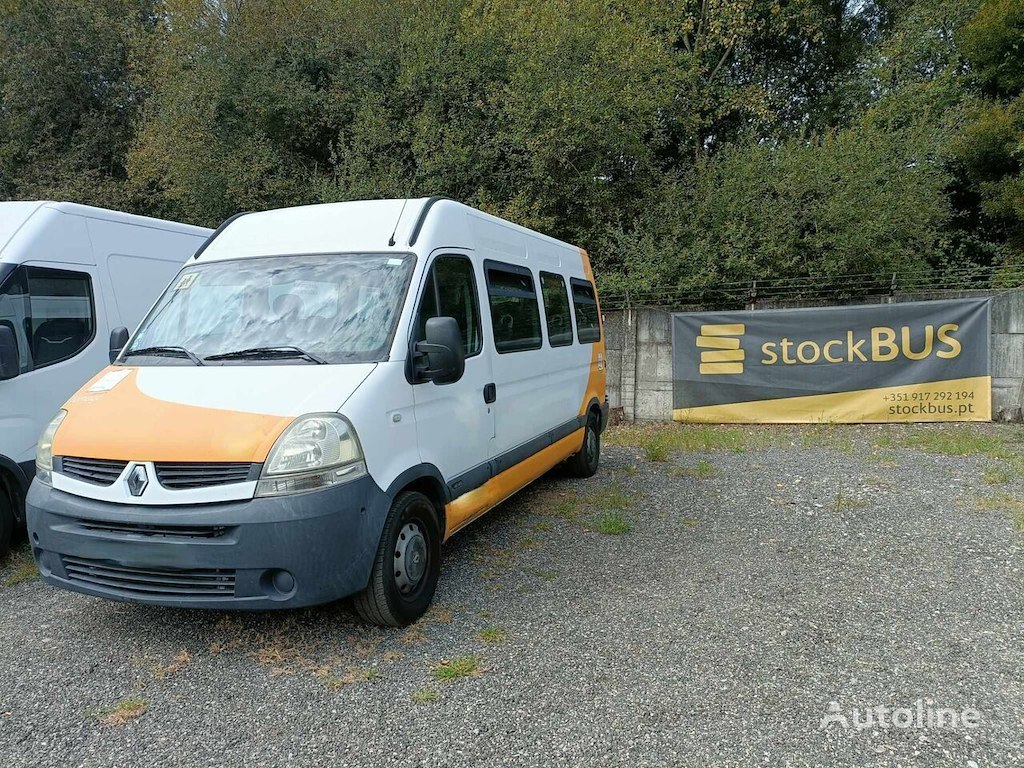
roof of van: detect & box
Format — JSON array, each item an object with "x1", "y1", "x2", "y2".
[
  {"x1": 36, "y1": 201, "x2": 211, "y2": 236},
  {"x1": 196, "y1": 198, "x2": 582, "y2": 263}
]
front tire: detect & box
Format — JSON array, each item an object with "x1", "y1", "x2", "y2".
[
  {"x1": 566, "y1": 411, "x2": 601, "y2": 478},
  {"x1": 354, "y1": 491, "x2": 441, "y2": 627}
]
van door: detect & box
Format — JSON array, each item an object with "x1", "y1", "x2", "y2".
[
  {"x1": 411, "y1": 253, "x2": 495, "y2": 496},
  {"x1": 483, "y1": 261, "x2": 577, "y2": 460},
  {"x1": 0, "y1": 264, "x2": 103, "y2": 467}
]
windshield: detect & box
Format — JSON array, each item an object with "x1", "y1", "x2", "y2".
[{"x1": 125, "y1": 253, "x2": 416, "y2": 365}]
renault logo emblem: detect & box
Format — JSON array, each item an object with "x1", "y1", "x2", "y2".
[{"x1": 126, "y1": 464, "x2": 149, "y2": 497}]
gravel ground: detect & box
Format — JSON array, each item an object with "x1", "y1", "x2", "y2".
[{"x1": 1, "y1": 423, "x2": 1022, "y2": 768}]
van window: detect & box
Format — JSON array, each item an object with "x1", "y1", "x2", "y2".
[
  {"x1": 485, "y1": 263, "x2": 542, "y2": 353},
  {"x1": 0, "y1": 265, "x2": 95, "y2": 372},
  {"x1": 539, "y1": 272, "x2": 573, "y2": 347},
  {"x1": 126, "y1": 253, "x2": 415, "y2": 365},
  {"x1": 414, "y1": 256, "x2": 482, "y2": 357},
  {"x1": 570, "y1": 278, "x2": 601, "y2": 343}
]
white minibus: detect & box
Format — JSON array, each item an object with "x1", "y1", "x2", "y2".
[{"x1": 25, "y1": 198, "x2": 607, "y2": 625}]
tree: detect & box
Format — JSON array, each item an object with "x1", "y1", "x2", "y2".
[{"x1": 0, "y1": 0, "x2": 155, "y2": 207}]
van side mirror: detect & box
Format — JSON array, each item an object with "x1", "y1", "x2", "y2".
[
  {"x1": 109, "y1": 326, "x2": 130, "y2": 364},
  {"x1": 415, "y1": 316, "x2": 465, "y2": 384},
  {"x1": 0, "y1": 324, "x2": 20, "y2": 380}
]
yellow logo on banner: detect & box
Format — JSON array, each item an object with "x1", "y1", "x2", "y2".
[{"x1": 697, "y1": 324, "x2": 746, "y2": 374}]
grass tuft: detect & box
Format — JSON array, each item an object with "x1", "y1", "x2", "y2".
[
  {"x1": 430, "y1": 656, "x2": 482, "y2": 683},
  {"x1": 983, "y1": 465, "x2": 1015, "y2": 485},
  {"x1": 642, "y1": 436, "x2": 670, "y2": 462},
  {"x1": 412, "y1": 687, "x2": 440, "y2": 704},
  {"x1": 152, "y1": 649, "x2": 192, "y2": 681},
  {"x1": 324, "y1": 667, "x2": 379, "y2": 689},
  {"x1": 593, "y1": 511, "x2": 632, "y2": 535},
  {"x1": 673, "y1": 458, "x2": 717, "y2": 478},
  {"x1": 834, "y1": 483, "x2": 867, "y2": 512},
  {"x1": 590, "y1": 485, "x2": 630, "y2": 511},
  {"x1": 902, "y1": 428, "x2": 1015, "y2": 459},
  {"x1": 476, "y1": 627, "x2": 508, "y2": 645},
  {"x1": 98, "y1": 698, "x2": 148, "y2": 726},
  {"x1": 976, "y1": 493, "x2": 1024, "y2": 530},
  {"x1": 3, "y1": 546, "x2": 38, "y2": 586}
]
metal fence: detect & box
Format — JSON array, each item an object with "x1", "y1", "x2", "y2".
[{"x1": 599, "y1": 264, "x2": 1024, "y2": 312}]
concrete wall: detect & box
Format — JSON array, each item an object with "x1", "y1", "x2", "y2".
[{"x1": 605, "y1": 289, "x2": 1024, "y2": 423}]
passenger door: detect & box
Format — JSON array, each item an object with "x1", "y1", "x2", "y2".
[
  {"x1": 411, "y1": 254, "x2": 495, "y2": 491},
  {"x1": 484, "y1": 261, "x2": 578, "y2": 460}
]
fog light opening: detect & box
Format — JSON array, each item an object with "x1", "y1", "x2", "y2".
[{"x1": 260, "y1": 569, "x2": 296, "y2": 600}]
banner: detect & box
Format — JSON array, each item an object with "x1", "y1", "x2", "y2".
[{"x1": 672, "y1": 298, "x2": 991, "y2": 423}]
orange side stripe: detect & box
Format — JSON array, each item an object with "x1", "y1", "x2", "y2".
[{"x1": 444, "y1": 429, "x2": 584, "y2": 539}]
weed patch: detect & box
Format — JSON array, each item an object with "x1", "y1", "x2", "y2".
[
  {"x1": 97, "y1": 698, "x2": 148, "y2": 727},
  {"x1": 594, "y1": 511, "x2": 632, "y2": 535},
  {"x1": 3, "y1": 547, "x2": 38, "y2": 586},
  {"x1": 431, "y1": 656, "x2": 482, "y2": 682},
  {"x1": 476, "y1": 627, "x2": 508, "y2": 645}
]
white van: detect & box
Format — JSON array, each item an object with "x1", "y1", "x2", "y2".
[
  {"x1": 0, "y1": 202, "x2": 211, "y2": 555},
  {"x1": 25, "y1": 198, "x2": 608, "y2": 625}
]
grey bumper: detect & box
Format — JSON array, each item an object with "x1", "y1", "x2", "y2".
[{"x1": 26, "y1": 474, "x2": 391, "y2": 610}]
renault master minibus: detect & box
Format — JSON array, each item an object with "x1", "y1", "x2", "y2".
[
  {"x1": 26, "y1": 198, "x2": 608, "y2": 626},
  {"x1": 0, "y1": 202, "x2": 211, "y2": 556}
]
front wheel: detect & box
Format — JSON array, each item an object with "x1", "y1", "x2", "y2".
[
  {"x1": 566, "y1": 411, "x2": 601, "y2": 478},
  {"x1": 354, "y1": 491, "x2": 441, "y2": 627}
]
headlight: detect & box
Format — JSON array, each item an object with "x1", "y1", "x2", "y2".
[
  {"x1": 256, "y1": 414, "x2": 366, "y2": 497},
  {"x1": 36, "y1": 410, "x2": 67, "y2": 486}
]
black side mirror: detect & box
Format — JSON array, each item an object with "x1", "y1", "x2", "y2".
[
  {"x1": 416, "y1": 316, "x2": 465, "y2": 384},
  {"x1": 108, "y1": 326, "x2": 129, "y2": 364},
  {"x1": 0, "y1": 324, "x2": 20, "y2": 380}
]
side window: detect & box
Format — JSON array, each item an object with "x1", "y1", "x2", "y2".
[
  {"x1": 414, "y1": 256, "x2": 482, "y2": 357},
  {"x1": 570, "y1": 278, "x2": 601, "y2": 344},
  {"x1": 0, "y1": 266, "x2": 95, "y2": 371},
  {"x1": 539, "y1": 271, "x2": 573, "y2": 347},
  {"x1": 0, "y1": 267, "x2": 31, "y2": 372},
  {"x1": 485, "y1": 262, "x2": 542, "y2": 353}
]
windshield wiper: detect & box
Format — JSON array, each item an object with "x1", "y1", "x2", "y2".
[
  {"x1": 204, "y1": 346, "x2": 328, "y2": 365},
  {"x1": 124, "y1": 346, "x2": 205, "y2": 366}
]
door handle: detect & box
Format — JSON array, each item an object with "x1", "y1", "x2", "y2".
[{"x1": 483, "y1": 383, "x2": 496, "y2": 404}]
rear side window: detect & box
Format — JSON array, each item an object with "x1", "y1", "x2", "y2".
[
  {"x1": 539, "y1": 271, "x2": 573, "y2": 347},
  {"x1": 414, "y1": 255, "x2": 482, "y2": 357},
  {"x1": 485, "y1": 262, "x2": 542, "y2": 353},
  {"x1": 0, "y1": 265, "x2": 95, "y2": 371},
  {"x1": 571, "y1": 279, "x2": 601, "y2": 343}
]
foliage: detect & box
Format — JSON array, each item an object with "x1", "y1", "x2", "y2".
[{"x1": 0, "y1": 0, "x2": 1021, "y2": 292}]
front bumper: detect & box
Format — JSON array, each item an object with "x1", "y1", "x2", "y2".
[{"x1": 26, "y1": 474, "x2": 392, "y2": 610}]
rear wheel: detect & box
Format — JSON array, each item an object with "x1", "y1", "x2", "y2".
[
  {"x1": 354, "y1": 491, "x2": 441, "y2": 627},
  {"x1": 566, "y1": 410, "x2": 601, "y2": 478},
  {"x1": 0, "y1": 491, "x2": 12, "y2": 559}
]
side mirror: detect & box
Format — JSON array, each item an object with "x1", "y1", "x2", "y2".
[
  {"x1": 108, "y1": 326, "x2": 129, "y2": 364},
  {"x1": 0, "y1": 324, "x2": 20, "y2": 380},
  {"x1": 416, "y1": 316, "x2": 465, "y2": 384}
]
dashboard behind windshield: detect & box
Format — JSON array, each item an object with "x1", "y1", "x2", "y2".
[{"x1": 125, "y1": 253, "x2": 416, "y2": 365}]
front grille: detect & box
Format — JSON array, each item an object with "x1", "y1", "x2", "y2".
[
  {"x1": 59, "y1": 457, "x2": 128, "y2": 486},
  {"x1": 62, "y1": 555, "x2": 236, "y2": 597},
  {"x1": 75, "y1": 519, "x2": 229, "y2": 540},
  {"x1": 154, "y1": 462, "x2": 255, "y2": 490}
]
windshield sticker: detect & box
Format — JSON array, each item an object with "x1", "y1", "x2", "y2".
[
  {"x1": 174, "y1": 273, "x2": 199, "y2": 291},
  {"x1": 88, "y1": 369, "x2": 132, "y2": 393},
  {"x1": 387, "y1": 258, "x2": 404, "y2": 266}
]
